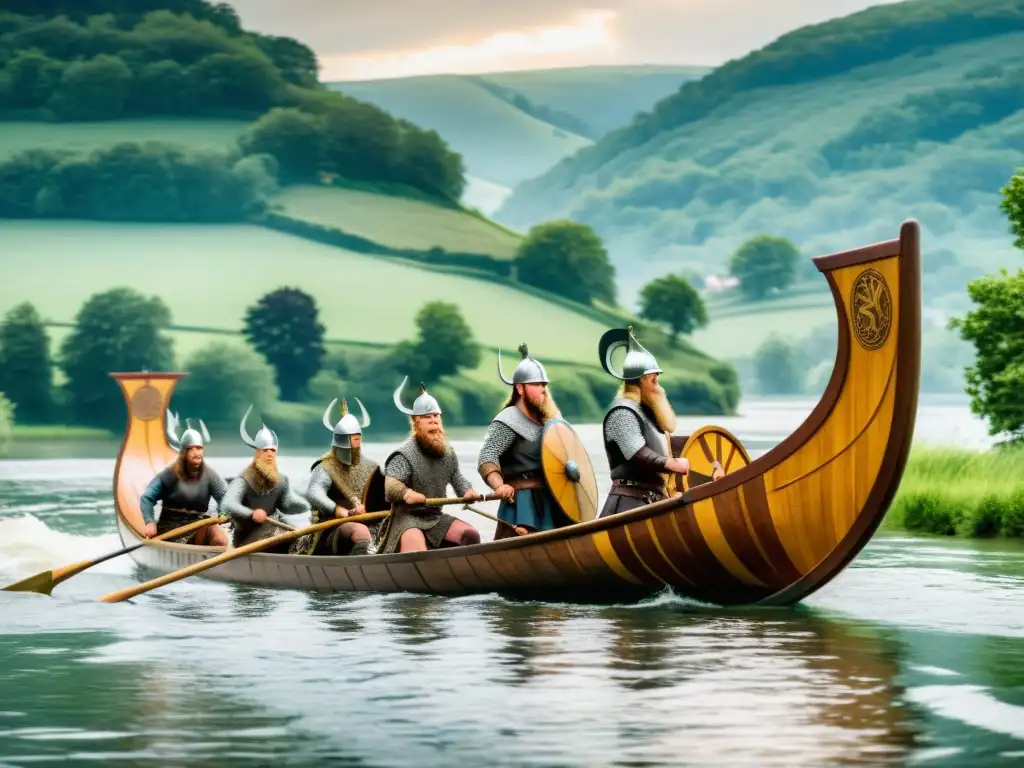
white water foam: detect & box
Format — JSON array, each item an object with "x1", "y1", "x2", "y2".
[{"x1": 0, "y1": 514, "x2": 126, "y2": 578}]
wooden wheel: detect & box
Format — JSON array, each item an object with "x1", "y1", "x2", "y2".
[
  {"x1": 541, "y1": 418, "x2": 599, "y2": 522},
  {"x1": 669, "y1": 425, "x2": 751, "y2": 495}
]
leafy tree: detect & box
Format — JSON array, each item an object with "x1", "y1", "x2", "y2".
[
  {"x1": 186, "y1": 51, "x2": 283, "y2": 111},
  {"x1": 1002, "y1": 167, "x2": 1024, "y2": 249},
  {"x1": 514, "y1": 220, "x2": 616, "y2": 305},
  {"x1": 238, "y1": 107, "x2": 326, "y2": 181},
  {"x1": 172, "y1": 343, "x2": 277, "y2": 429},
  {"x1": 638, "y1": 273, "x2": 708, "y2": 346},
  {"x1": 393, "y1": 301, "x2": 480, "y2": 381},
  {"x1": 397, "y1": 123, "x2": 466, "y2": 200},
  {"x1": 949, "y1": 268, "x2": 1024, "y2": 441},
  {"x1": 48, "y1": 53, "x2": 133, "y2": 120},
  {"x1": 0, "y1": 302, "x2": 53, "y2": 423},
  {"x1": 0, "y1": 393, "x2": 13, "y2": 454},
  {"x1": 729, "y1": 234, "x2": 801, "y2": 300},
  {"x1": 4, "y1": 49, "x2": 64, "y2": 109},
  {"x1": 59, "y1": 287, "x2": 175, "y2": 429},
  {"x1": 242, "y1": 287, "x2": 326, "y2": 401},
  {"x1": 754, "y1": 335, "x2": 803, "y2": 395}
]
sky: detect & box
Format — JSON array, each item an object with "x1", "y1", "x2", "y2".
[{"x1": 227, "y1": 0, "x2": 905, "y2": 82}]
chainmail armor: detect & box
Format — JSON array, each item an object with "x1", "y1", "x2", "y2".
[
  {"x1": 477, "y1": 421, "x2": 517, "y2": 470},
  {"x1": 604, "y1": 408, "x2": 647, "y2": 460}
]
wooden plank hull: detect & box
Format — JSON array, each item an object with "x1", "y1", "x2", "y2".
[{"x1": 109, "y1": 221, "x2": 921, "y2": 605}]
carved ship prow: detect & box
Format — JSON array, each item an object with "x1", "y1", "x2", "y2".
[{"x1": 110, "y1": 220, "x2": 920, "y2": 605}]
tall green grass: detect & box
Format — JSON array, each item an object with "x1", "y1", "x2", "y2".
[{"x1": 886, "y1": 446, "x2": 1024, "y2": 538}]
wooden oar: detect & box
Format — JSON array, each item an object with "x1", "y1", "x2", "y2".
[
  {"x1": 96, "y1": 509, "x2": 391, "y2": 604},
  {"x1": 462, "y1": 504, "x2": 527, "y2": 536},
  {"x1": 2, "y1": 515, "x2": 229, "y2": 596},
  {"x1": 424, "y1": 493, "x2": 500, "y2": 506}
]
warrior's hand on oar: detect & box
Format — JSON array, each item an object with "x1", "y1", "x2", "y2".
[
  {"x1": 252, "y1": 508, "x2": 269, "y2": 523},
  {"x1": 143, "y1": 523, "x2": 158, "y2": 538},
  {"x1": 403, "y1": 490, "x2": 427, "y2": 505}
]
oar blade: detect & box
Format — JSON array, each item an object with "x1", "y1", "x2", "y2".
[{"x1": 2, "y1": 570, "x2": 56, "y2": 595}]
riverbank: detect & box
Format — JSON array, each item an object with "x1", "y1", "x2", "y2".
[{"x1": 885, "y1": 445, "x2": 1024, "y2": 538}]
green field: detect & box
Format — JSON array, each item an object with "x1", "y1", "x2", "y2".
[
  {"x1": 329, "y1": 76, "x2": 592, "y2": 189},
  {"x1": 484, "y1": 65, "x2": 709, "y2": 137},
  {"x1": 0, "y1": 118, "x2": 250, "y2": 158},
  {"x1": 0, "y1": 221, "x2": 623, "y2": 366},
  {"x1": 497, "y1": 2, "x2": 1024, "y2": 306},
  {"x1": 274, "y1": 185, "x2": 521, "y2": 260}
]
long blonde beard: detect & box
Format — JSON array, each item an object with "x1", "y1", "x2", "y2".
[
  {"x1": 250, "y1": 454, "x2": 279, "y2": 489},
  {"x1": 504, "y1": 388, "x2": 559, "y2": 423},
  {"x1": 619, "y1": 383, "x2": 677, "y2": 434}
]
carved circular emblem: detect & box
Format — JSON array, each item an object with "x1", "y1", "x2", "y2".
[
  {"x1": 132, "y1": 384, "x2": 162, "y2": 422},
  {"x1": 851, "y1": 268, "x2": 892, "y2": 351}
]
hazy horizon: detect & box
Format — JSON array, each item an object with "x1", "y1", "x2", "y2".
[{"x1": 226, "y1": 0, "x2": 905, "y2": 81}]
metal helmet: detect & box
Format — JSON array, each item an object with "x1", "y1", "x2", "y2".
[
  {"x1": 393, "y1": 375, "x2": 442, "y2": 416},
  {"x1": 166, "y1": 411, "x2": 210, "y2": 452},
  {"x1": 322, "y1": 397, "x2": 370, "y2": 463},
  {"x1": 598, "y1": 326, "x2": 662, "y2": 381},
  {"x1": 239, "y1": 404, "x2": 279, "y2": 450},
  {"x1": 498, "y1": 342, "x2": 549, "y2": 386}
]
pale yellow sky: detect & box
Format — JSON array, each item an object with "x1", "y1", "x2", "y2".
[{"x1": 227, "y1": 0, "x2": 904, "y2": 81}]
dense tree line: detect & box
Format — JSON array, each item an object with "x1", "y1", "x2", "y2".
[
  {"x1": 511, "y1": 0, "x2": 1024, "y2": 193},
  {"x1": 0, "y1": 3, "x2": 466, "y2": 201},
  {"x1": 823, "y1": 64, "x2": 1024, "y2": 170},
  {"x1": 0, "y1": 142, "x2": 271, "y2": 220},
  {"x1": 239, "y1": 103, "x2": 466, "y2": 200},
  {"x1": 0, "y1": 8, "x2": 314, "y2": 118}
]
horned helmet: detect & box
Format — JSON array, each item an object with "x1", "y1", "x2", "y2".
[
  {"x1": 393, "y1": 375, "x2": 442, "y2": 416},
  {"x1": 322, "y1": 396, "x2": 370, "y2": 464},
  {"x1": 166, "y1": 411, "x2": 210, "y2": 452},
  {"x1": 598, "y1": 326, "x2": 662, "y2": 381},
  {"x1": 239, "y1": 404, "x2": 279, "y2": 450},
  {"x1": 497, "y1": 342, "x2": 549, "y2": 386}
]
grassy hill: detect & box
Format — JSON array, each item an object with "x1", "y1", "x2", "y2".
[
  {"x1": 484, "y1": 65, "x2": 709, "y2": 138},
  {"x1": 0, "y1": 220, "x2": 714, "y2": 371},
  {"x1": 496, "y1": 0, "x2": 1024, "y2": 311},
  {"x1": 0, "y1": 119, "x2": 524, "y2": 263},
  {"x1": 328, "y1": 66, "x2": 704, "y2": 212},
  {"x1": 330, "y1": 76, "x2": 592, "y2": 194}
]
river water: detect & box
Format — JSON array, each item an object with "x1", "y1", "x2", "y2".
[{"x1": 1, "y1": 397, "x2": 1022, "y2": 766}]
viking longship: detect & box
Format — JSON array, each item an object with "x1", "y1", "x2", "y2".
[{"x1": 109, "y1": 220, "x2": 920, "y2": 606}]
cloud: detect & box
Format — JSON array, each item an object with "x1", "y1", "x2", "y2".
[{"x1": 227, "y1": 0, "x2": 907, "y2": 79}]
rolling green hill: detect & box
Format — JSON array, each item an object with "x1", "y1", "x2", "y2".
[
  {"x1": 496, "y1": 0, "x2": 1024, "y2": 311},
  {"x1": 330, "y1": 75, "x2": 591, "y2": 193},
  {"x1": 328, "y1": 66, "x2": 704, "y2": 211},
  {"x1": 0, "y1": 220, "x2": 715, "y2": 373},
  {"x1": 484, "y1": 65, "x2": 709, "y2": 138}
]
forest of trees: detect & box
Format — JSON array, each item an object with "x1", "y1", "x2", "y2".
[{"x1": 0, "y1": 1, "x2": 467, "y2": 201}]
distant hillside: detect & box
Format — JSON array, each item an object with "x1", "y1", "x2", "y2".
[
  {"x1": 497, "y1": 0, "x2": 1024, "y2": 307},
  {"x1": 328, "y1": 66, "x2": 704, "y2": 213},
  {"x1": 484, "y1": 65, "x2": 709, "y2": 138},
  {"x1": 329, "y1": 75, "x2": 592, "y2": 193}
]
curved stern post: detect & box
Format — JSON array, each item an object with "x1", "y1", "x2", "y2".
[{"x1": 109, "y1": 372, "x2": 186, "y2": 537}]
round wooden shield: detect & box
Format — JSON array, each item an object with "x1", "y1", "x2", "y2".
[
  {"x1": 668, "y1": 425, "x2": 752, "y2": 495},
  {"x1": 541, "y1": 418, "x2": 599, "y2": 523},
  {"x1": 362, "y1": 466, "x2": 388, "y2": 513}
]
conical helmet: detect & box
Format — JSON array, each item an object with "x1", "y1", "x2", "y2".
[
  {"x1": 322, "y1": 397, "x2": 370, "y2": 448},
  {"x1": 498, "y1": 342, "x2": 549, "y2": 386},
  {"x1": 166, "y1": 411, "x2": 210, "y2": 451},
  {"x1": 239, "y1": 404, "x2": 279, "y2": 450},
  {"x1": 393, "y1": 376, "x2": 442, "y2": 416},
  {"x1": 598, "y1": 326, "x2": 662, "y2": 381}
]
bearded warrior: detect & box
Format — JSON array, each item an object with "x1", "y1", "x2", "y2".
[
  {"x1": 220, "y1": 405, "x2": 311, "y2": 551},
  {"x1": 290, "y1": 397, "x2": 378, "y2": 557},
  {"x1": 139, "y1": 413, "x2": 229, "y2": 545},
  {"x1": 598, "y1": 327, "x2": 722, "y2": 517},
  {"x1": 477, "y1": 343, "x2": 571, "y2": 539},
  {"x1": 376, "y1": 377, "x2": 482, "y2": 554}
]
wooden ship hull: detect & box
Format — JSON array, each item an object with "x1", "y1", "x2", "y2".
[{"x1": 111, "y1": 221, "x2": 921, "y2": 606}]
